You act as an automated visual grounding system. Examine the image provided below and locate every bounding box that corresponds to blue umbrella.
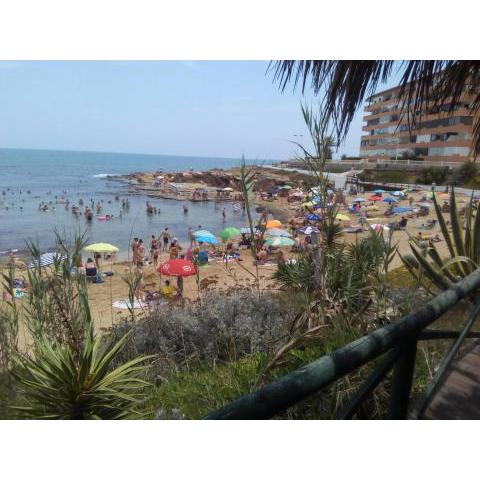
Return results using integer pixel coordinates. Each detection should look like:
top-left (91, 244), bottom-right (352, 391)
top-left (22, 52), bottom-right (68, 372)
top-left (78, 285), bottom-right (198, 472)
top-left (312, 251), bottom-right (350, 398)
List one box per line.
top-left (392, 207), bottom-right (413, 214)
top-left (306, 213), bottom-right (322, 221)
top-left (374, 189), bottom-right (385, 194)
top-left (383, 197), bottom-right (397, 203)
top-left (196, 235), bottom-right (218, 245)
top-left (392, 191), bottom-right (404, 196)
top-left (193, 229), bottom-right (215, 237)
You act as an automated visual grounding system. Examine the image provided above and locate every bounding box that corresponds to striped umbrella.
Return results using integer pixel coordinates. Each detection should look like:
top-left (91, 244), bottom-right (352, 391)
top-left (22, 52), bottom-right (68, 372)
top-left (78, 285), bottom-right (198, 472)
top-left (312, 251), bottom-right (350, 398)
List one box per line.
top-left (28, 252), bottom-right (65, 269)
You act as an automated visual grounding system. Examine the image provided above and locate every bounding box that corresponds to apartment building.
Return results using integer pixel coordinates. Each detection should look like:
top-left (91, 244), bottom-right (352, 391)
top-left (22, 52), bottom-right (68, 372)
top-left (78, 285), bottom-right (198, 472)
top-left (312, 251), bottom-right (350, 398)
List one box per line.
top-left (360, 83), bottom-right (478, 164)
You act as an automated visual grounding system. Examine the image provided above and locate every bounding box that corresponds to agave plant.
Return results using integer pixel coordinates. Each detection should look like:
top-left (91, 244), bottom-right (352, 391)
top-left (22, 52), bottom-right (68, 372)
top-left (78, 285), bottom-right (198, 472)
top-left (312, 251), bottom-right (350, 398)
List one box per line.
top-left (400, 187), bottom-right (480, 292)
top-left (13, 325), bottom-right (152, 419)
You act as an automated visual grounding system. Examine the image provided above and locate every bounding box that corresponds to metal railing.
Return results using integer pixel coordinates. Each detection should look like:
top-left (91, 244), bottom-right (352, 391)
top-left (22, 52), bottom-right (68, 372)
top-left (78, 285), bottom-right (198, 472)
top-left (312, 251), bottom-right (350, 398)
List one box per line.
top-left (275, 159), bottom-right (464, 169)
top-left (205, 270), bottom-right (480, 420)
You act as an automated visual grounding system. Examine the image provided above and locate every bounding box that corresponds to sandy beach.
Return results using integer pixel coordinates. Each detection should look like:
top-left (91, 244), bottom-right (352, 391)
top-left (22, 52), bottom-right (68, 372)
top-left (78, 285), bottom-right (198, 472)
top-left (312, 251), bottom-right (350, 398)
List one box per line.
top-left (1, 164), bottom-right (463, 339)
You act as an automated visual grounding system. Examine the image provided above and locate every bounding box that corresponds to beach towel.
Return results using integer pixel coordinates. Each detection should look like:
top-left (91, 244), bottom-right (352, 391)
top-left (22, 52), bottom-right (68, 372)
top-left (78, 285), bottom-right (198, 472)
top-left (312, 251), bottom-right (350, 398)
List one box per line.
top-left (112, 299), bottom-right (147, 310)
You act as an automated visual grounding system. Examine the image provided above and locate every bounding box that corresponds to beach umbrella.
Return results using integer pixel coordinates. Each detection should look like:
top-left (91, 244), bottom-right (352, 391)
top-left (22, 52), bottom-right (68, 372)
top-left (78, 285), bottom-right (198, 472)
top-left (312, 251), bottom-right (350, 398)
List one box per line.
top-left (266, 228), bottom-right (292, 237)
top-left (158, 258), bottom-right (196, 277)
top-left (301, 201), bottom-right (314, 207)
top-left (219, 227), bottom-right (241, 241)
top-left (383, 197), bottom-right (397, 203)
top-left (353, 197), bottom-right (367, 202)
top-left (298, 226), bottom-right (319, 235)
top-left (266, 220), bottom-right (282, 229)
top-left (193, 229), bottom-right (215, 237)
top-left (240, 227), bottom-right (259, 234)
top-left (392, 207), bottom-right (413, 214)
top-left (368, 195), bottom-right (383, 201)
top-left (196, 234), bottom-right (218, 245)
top-left (336, 213), bottom-right (351, 221)
top-left (392, 191), bottom-right (404, 196)
top-left (265, 237), bottom-right (295, 247)
top-left (27, 252), bottom-right (65, 269)
top-left (306, 213), bottom-right (322, 221)
top-left (374, 189), bottom-right (385, 194)
top-left (84, 243), bottom-right (119, 254)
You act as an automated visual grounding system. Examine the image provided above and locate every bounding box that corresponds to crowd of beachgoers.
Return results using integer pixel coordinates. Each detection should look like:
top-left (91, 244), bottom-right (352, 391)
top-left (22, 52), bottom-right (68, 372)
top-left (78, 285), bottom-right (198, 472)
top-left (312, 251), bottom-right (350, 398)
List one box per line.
top-left (1, 170), bottom-right (473, 330)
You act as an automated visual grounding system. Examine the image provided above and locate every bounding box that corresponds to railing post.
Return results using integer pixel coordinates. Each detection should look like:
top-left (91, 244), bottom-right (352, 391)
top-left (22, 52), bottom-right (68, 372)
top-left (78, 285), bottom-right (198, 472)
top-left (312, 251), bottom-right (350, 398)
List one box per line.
top-left (388, 336), bottom-right (417, 419)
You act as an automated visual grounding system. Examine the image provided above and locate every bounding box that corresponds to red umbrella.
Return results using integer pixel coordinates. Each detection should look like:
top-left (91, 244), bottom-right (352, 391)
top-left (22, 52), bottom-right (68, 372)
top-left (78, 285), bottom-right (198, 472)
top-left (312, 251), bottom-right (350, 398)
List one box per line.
top-left (157, 259), bottom-right (196, 277)
top-left (368, 195), bottom-right (383, 201)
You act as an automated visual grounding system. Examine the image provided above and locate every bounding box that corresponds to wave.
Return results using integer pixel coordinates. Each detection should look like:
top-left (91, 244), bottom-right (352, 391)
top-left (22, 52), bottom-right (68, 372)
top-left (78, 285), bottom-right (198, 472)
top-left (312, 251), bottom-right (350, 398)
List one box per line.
top-left (92, 173), bottom-right (117, 178)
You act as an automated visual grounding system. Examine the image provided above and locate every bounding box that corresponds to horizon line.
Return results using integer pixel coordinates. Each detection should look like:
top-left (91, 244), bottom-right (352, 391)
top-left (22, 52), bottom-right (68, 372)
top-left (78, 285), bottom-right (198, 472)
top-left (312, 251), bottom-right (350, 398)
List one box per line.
top-left (0, 146), bottom-right (282, 162)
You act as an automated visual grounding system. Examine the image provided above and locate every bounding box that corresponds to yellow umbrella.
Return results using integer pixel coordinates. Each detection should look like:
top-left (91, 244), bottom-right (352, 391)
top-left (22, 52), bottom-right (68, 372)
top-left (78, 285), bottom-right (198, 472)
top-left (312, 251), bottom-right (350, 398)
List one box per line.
top-left (301, 201), bottom-right (314, 207)
top-left (336, 213), bottom-right (351, 221)
top-left (84, 243), bottom-right (119, 254)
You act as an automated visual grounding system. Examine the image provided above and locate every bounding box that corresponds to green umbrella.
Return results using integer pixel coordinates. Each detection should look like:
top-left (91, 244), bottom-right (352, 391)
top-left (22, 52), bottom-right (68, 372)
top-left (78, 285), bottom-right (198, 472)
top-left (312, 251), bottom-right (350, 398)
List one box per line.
top-left (265, 236), bottom-right (295, 247)
top-left (219, 226), bottom-right (241, 241)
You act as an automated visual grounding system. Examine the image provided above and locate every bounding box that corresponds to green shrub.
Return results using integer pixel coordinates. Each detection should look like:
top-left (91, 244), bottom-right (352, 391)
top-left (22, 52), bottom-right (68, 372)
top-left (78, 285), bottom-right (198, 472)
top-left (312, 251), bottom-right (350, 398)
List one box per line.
top-left (358, 170), bottom-right (412, 183)
top-left (111, 289), bottom-right (294, 378)
top-left (416, 166), bottom-right (450, 185)
top-left (452, 161), bottom-right (479, 185)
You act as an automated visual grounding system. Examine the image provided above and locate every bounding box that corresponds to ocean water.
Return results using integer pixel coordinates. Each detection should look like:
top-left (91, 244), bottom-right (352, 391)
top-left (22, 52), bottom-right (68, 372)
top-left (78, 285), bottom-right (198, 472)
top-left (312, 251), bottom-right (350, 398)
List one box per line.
top-left (0, 148), bottom-right (262, 257)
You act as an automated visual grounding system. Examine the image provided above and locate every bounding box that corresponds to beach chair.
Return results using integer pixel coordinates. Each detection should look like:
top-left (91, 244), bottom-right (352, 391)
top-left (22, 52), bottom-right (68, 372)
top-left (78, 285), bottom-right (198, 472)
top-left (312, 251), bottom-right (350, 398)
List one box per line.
top-left (85, 266), bottom-right (103, 283)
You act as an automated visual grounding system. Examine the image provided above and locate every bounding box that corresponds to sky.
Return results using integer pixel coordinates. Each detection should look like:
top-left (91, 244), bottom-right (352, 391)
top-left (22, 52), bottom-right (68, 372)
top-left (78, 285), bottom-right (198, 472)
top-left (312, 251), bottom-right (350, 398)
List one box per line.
top-left (0, 61), bottom-right (401, 161)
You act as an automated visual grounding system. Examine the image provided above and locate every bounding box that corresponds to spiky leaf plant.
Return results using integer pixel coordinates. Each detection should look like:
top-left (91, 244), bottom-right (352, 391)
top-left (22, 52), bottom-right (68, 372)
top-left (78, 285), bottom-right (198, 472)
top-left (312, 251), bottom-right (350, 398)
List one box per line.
top-left (401, 187), bottom-right (480, 293)
top-left (13, 324), bottom-right (152, 419)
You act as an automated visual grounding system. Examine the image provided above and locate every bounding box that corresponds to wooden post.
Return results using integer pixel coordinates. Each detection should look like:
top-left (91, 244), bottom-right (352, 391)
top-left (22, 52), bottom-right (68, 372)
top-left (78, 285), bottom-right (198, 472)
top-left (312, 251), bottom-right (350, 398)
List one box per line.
top-left (388, 337), bottom-right (417, 419)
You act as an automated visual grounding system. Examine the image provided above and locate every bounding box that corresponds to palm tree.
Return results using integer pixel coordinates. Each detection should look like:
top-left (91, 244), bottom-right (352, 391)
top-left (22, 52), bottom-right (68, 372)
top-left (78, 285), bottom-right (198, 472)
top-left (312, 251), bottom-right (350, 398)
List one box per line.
top-left (270, 61), bottom-right (480, 157)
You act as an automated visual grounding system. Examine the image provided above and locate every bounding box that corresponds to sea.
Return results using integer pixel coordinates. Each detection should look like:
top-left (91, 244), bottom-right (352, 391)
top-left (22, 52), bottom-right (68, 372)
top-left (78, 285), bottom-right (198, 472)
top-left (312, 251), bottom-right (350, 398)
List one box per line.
top-left (0, 148), bottom-right (268, 259)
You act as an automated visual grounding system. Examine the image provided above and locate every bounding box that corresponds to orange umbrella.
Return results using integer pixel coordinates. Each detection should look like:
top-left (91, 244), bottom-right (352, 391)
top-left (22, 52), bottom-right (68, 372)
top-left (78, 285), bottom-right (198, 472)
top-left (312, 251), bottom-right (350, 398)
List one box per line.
top-left (266, 220), bottom-right (282, 229)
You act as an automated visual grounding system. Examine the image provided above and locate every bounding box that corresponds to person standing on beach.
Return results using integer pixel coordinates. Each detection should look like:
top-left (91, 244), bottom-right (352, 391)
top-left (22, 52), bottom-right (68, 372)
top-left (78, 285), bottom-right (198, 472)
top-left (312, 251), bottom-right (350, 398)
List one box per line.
top-left (188, 227), bottom-right (194, 247)
top-left (161, 227), bottom-right (171, 252)
top-left (137, 239), bottom-right (146, 263)
top-left (222, 208), bottom-right (226, 222)
top-left (150, 235), bottom-right (159, 264)
top-left (134, 261), bottom-right (145, 302)
top-left (131, 238), bottom-right (139, 264)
